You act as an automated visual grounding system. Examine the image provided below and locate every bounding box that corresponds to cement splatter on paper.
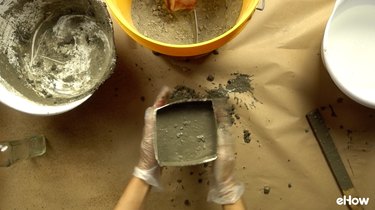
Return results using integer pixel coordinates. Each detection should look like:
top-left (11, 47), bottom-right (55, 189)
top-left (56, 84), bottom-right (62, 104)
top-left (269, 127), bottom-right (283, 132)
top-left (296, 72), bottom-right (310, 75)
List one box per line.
top-left (243, 130), bottom-right (251, 143)
top-left (169, 85), bottom-right (202, 102)
top-left (170, 73), bottom-right (255, 100)
top-left (226, 73), bottom-right (254, 93)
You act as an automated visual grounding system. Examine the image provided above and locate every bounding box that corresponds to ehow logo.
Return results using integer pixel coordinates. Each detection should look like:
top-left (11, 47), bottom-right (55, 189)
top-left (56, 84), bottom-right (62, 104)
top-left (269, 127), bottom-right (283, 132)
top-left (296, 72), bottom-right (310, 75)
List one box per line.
top-left (336, 195), bottom-right (369, 206)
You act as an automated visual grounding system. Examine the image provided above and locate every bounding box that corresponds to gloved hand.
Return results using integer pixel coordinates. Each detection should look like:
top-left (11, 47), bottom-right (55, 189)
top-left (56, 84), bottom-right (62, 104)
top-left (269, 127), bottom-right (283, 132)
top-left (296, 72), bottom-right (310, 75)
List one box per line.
top-left (133, 87), bottom-right (170, 189)
top-left (164, 0), bottom-right (197, 11)
top-left (208, 100), bottom-right (245, 205)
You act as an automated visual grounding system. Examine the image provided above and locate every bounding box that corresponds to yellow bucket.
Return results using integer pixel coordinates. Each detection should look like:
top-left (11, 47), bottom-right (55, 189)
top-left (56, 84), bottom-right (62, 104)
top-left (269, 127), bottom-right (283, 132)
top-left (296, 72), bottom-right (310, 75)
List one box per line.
top-left (106, 0), bottom-right (260, 57)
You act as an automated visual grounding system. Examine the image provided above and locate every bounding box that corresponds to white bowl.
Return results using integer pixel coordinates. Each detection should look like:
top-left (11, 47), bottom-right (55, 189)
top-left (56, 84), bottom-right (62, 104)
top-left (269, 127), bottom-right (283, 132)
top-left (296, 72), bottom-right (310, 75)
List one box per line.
top-left (0, 79), bottom-right (91, 115)
top-left (322, 0), bottom-right (375, 108)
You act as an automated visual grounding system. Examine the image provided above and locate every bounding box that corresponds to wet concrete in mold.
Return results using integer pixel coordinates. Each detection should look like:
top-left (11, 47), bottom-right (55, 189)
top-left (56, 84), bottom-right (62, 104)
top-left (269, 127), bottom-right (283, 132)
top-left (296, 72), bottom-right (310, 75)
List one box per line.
top-left (156, 100), bottom-right (217, 166)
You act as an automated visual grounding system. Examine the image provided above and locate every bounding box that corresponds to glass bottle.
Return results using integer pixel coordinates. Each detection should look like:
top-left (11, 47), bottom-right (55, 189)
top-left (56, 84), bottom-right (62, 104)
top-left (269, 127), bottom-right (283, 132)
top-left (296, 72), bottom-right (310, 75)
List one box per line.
top-left (0, 135), bottom-right (46, 167)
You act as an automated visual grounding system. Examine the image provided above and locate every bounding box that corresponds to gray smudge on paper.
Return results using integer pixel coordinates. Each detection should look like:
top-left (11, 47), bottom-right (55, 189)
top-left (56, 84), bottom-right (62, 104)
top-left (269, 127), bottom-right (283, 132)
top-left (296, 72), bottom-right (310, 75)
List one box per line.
top-left (207, 73), bottom-right (254, 98)
top-left (169, 74), bottom-right (254, 101)
top-left (226, 73), bottom-right (253, 93)
top-left (169, 85), bottom-right (202, 102)
top-left (205, 84), bottom-right (229, 99)
top-left (243, 130), bottom-right (251, 143)
top-left (169, 73), bottom-right (256, 126)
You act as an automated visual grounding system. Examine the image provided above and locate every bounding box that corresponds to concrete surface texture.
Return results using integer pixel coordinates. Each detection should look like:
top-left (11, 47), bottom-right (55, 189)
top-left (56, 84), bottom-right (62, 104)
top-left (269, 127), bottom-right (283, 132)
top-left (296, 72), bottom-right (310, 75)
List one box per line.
top-left (0, 0), bottom-right (374, 209)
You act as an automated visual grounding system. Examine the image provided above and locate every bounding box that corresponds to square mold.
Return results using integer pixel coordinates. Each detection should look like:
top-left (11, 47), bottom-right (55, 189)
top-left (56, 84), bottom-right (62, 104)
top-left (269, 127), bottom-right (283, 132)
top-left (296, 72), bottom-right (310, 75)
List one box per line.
top-left (154, 100), bottom-right (218, 166)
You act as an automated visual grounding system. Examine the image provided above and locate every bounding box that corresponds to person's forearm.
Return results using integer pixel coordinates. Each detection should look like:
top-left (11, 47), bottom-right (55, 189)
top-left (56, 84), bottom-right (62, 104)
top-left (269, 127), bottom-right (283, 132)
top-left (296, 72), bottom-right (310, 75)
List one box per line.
top-left (114, 176), bottom-right (151, 210)
top-left (222, 199), bottom-right (246, 210)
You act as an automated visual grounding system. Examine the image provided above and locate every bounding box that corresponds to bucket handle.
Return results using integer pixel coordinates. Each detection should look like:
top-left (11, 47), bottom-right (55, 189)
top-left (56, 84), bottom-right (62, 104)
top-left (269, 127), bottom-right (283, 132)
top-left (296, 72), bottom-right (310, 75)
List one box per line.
top-left (256, 0), bottom-right (265, 11)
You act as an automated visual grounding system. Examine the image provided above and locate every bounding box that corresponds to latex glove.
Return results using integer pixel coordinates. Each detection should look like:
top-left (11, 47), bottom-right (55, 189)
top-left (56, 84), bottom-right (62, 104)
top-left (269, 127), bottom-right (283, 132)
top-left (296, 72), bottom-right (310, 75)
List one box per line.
top-left (207, 100), bottom-right (245, 205)
top-left (133, 87), bottom-right (170, 189)
top-left (164, 0), bottom-right (197, 11)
